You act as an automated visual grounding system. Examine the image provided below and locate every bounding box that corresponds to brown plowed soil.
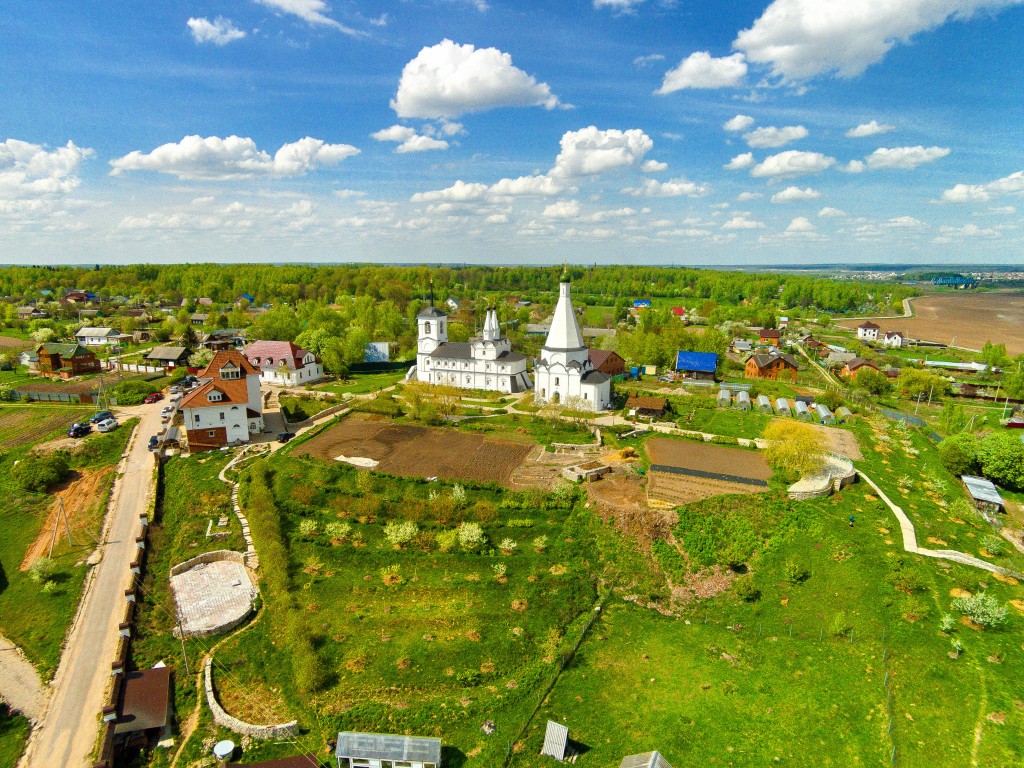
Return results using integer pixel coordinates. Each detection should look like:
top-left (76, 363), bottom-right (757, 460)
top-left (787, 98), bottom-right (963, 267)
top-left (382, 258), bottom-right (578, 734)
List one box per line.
top-left (0, 335), bottom-right (29, 349)
top-left (19, 467), bottom-right (113, 570)
top-left (646, 437), bottom-right (771, 480)
top-left (296, 415), bottom-right (534, 485)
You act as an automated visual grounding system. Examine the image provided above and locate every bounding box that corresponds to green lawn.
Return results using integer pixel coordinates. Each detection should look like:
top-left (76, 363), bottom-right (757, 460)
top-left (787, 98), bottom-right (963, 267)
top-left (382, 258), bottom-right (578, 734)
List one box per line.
top-left (0, 420), bottom-right (135, 676)
top-left (0, 706), bottom-right (29, 768)
top-left (312, 369), bottom-right (408, 395)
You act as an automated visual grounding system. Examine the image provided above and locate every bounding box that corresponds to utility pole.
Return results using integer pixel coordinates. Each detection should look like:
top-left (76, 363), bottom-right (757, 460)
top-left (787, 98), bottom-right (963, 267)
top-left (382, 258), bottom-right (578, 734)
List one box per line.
top-left (176, 613), bottom-right (191, 675)
top-left (927, 382), bottom-right (935, 407)
top-left (48, 497), bottom-right (73, 557)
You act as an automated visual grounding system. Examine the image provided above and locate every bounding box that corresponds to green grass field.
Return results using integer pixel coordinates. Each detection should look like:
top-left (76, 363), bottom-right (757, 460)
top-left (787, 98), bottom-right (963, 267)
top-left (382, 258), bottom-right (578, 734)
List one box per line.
top-left (0, 706), bottom-right (29, 768)
top-left (0, 418), bottom-right (135, 676)
top-left (312, 370), bottom-right (408, 395)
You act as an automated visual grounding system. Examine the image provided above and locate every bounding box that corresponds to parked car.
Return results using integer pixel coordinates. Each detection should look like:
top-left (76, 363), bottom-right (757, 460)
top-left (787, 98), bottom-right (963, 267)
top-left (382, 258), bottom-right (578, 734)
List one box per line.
top-left (182, 375), bottom-right (199, 387)
top-left (160, 405), bottom-right (174, 416)
top-left (89, 410), bottom-right (114, 424)
top-left (96, 418), bottom-right (118, 433)
top-left (67, 423), bottom-right (91, 438)
top-left (277, 431), bottom-right (296, 443)
top-left (148, 435), bottom-right (160, 451)
top-left (168, 384), bottom-right (182, 394)
top-left (143, 393), bottom-right (164, 404)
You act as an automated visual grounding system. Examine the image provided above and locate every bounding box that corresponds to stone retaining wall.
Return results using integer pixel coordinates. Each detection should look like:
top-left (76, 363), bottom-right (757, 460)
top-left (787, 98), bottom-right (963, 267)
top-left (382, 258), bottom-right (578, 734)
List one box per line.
top-left (204, 659), bottom-right (297, 740)
top-left (788, 453), bottom-right (856, 500)
top-left (169, 549), bottom-right (246, 577)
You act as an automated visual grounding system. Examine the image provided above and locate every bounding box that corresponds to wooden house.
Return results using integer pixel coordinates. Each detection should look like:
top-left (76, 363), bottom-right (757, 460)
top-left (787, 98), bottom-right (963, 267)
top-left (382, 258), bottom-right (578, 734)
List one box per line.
top-left (625, 395), bottom-right (668, 419)
top-left (745, 352), bottom-right (798, 382)
top-left (589, 348), bottom-right (626, 376)
top-left (841, 357), bottom-right (880, 378)
top-left (36, 343), bottom-right (100, 378)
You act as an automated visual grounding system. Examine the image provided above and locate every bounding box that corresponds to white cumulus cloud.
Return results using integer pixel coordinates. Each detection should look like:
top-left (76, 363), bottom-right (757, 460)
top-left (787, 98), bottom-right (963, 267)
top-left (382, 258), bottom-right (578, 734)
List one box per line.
top-left (550, 127), bottom-right (653, 178)
top-left (724, 152), bottom-right (755, 171)
top-left (391, 39), bottom-right (560, 119)
top-left (722, 214), bottom-right (764, 230)
top-left (724, 114), bottom-right (755, 132)
top-left (641, 159), bottom-right (668, 173)
top-left (542, 200), bottom-right (582, 219)
top-left (846, 120), bottom-right (895, 138)
top-left (0, 139), bottom-right (93, 196)
top-left (785, 216), bottom-right (816, 232)
top-left (254, 0), bottom-right (362, 35)
top-left (621, 178), bottom-right (710, 198)
top-left (818, 206), bottom-right (846, 217)
top-left (736, 191), bottom-right (763, 201)
top-left (743, 125), bottom-right (808, 149)
top-left (109, 135), bottom-right (359, 179)
top-left (371, 125), bottom-right (448, 153)
top-left (734, 0), bottom-right (1023, 81)
top-left (656, 52), bottom-right (747, 93)
top-left (771, 186), bottom-right (820, 202)
top-left (751, 150), bottom-right (836, 178)
top-left (865, 145), bottom-right (950, 170)
top-left (942, 170), bottom-right (1024, 202)
top-left (187, 17), bottom-right (246, 45)
top-left (842, 160), bottom-right (866, 173)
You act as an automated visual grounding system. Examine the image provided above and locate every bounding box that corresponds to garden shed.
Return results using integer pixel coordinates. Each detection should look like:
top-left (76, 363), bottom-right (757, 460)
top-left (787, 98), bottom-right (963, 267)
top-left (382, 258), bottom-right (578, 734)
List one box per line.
top-left (814, 404), bottom-right (835, 424)
top-left (735, 390), bottom-right (751, 411)
top-left (961, 475), bottom-right (1005, 514)
top-left (335, 731), bottom-right (441, 768)
top-left (793, 400), bottom-right (810, 419)
top-left (775, 398), bottom-right (792, 416)
top-left (717, 389), bottom-right (732, 408)
top-left (756, 394), bottom-right (773, 413)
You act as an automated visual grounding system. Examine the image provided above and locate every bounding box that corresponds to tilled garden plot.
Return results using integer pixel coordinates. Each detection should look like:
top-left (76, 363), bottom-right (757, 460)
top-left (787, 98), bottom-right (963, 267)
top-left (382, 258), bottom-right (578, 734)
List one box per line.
top-left (296, 415), bottom-right (534, 485)
top-left (646, 437), bottom-right (772, 505)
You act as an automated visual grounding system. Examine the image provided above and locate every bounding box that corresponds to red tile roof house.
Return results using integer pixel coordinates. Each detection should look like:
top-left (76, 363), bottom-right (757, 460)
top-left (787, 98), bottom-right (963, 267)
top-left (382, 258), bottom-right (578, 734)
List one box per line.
top-left (180, 350), bottom-right (264, 452)
top-left (758, 328), bottom-right (781, 343)
top-left (842, 357), bottom-right (881, 378)
top-left (243, 340), bottom-right (324, 386)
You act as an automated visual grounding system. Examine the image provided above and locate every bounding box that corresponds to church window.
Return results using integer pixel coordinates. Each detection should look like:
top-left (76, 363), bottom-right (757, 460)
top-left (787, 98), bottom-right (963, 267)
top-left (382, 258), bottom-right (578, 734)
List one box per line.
top-left (555, 377), bottom-right (560, 386)
top-left (424, 321), bottom-right (431, 334)
top-left (440, 321), bottom-right (445, 333)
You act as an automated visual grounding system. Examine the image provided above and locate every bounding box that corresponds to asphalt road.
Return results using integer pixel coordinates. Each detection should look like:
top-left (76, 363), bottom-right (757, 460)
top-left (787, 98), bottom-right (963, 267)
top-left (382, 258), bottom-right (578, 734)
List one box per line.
top-left (21, 403), bottom-right (162, 768)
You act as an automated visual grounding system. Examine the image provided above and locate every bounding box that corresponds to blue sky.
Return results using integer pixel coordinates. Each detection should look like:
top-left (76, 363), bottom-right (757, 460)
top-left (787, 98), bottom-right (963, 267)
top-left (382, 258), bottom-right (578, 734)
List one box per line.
top-left (2, 0), bottom-right (1023, 265)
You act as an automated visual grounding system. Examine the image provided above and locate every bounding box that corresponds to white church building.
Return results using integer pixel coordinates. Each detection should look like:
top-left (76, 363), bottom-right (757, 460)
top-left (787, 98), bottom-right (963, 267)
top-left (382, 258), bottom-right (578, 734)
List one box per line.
top-left (534, 275), bottom-right (612, 410)
top-left (414, 305), bottom-right (532, 394)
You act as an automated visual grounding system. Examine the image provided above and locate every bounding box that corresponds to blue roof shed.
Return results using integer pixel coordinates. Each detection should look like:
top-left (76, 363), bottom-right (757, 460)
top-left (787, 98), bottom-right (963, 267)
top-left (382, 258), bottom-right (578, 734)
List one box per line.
top-left (675, 351), bottom-right (718, 373)
top-left (633, 299), bottom-right (652, 308)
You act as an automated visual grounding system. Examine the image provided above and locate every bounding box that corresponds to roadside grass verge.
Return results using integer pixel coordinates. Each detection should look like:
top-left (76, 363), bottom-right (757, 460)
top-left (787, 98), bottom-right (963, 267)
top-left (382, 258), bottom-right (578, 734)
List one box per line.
top-left (312, 370), bottom-right (407, 396)
top-left (0, 705), bottom-right (29, 768)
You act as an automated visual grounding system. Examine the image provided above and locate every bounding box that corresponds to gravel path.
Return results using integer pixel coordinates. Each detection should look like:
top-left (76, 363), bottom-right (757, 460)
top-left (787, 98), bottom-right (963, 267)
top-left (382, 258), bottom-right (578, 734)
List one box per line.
top-left (0, 634), bottom-right (45, 721)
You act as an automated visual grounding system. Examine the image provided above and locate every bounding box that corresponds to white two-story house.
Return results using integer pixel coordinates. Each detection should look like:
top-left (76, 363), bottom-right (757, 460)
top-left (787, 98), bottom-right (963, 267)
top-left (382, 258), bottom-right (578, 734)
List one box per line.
top-left (180, 350), bottom-right (263, 452)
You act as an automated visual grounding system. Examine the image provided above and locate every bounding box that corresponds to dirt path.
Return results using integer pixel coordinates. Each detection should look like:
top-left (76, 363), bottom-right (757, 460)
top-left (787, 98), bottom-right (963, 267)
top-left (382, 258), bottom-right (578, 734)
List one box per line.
top-left (21, 403), bottom-right (163, 768)
top-left (0, 635), bottom-right (45, 721)
top-left (18, 468), bottom-right (113, 571)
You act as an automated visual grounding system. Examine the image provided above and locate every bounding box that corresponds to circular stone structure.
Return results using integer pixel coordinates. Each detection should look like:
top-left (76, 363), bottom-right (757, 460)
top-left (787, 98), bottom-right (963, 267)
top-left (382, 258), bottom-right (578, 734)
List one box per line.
top-left (170, 551), bottom-right (258, 638)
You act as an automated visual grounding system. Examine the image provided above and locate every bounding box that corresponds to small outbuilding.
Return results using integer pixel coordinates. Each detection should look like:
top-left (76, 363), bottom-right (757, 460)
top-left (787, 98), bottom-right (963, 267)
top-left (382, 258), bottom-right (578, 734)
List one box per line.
top-left (735, 390), bottom-right (751, 411)
top-left (620, 752), bottom-right (675, 768)
top-left (625, 395), bottom-right (668, 419)
top-left (717, 389), bottom-right (732, 408)
top-left (335, 732), bottom-right (441, 768)
top-left (756, 394), bottom-right (773, 413)
top-left (541, 721), bottom-right (571, 762)
top-left (961, 475), bottom-right (1005, 514)
top-left (145, 345), bottom-right (191, 368)
top-left (228, 756), bottom-right (318, 768)
top-left (674, 351), bottom-right (718, 381)
top-left (112, 666), bottom-right (172, 748)
top-left (794, 400), bottom-right (811, 419)
top-left (835, 406), bottom-right (854, 423)
top-left (814, 403), bottom-right (835, 424)
top-left (775, 398), bottom-right (792, 417)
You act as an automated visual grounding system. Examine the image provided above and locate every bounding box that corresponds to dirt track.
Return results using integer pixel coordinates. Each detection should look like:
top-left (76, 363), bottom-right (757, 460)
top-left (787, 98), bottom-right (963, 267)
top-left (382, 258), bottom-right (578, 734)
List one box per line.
top-left (296, 415), bottom-right (534, 485)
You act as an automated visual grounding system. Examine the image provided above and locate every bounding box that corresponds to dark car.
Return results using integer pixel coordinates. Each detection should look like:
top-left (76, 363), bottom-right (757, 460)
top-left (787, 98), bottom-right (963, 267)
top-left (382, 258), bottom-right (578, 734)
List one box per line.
top-left (182, 375), bottom-right (199, 386)
top-left (143, 393), bottom-right (164, 404)
top-left (67, 423), bottom-right (92, 438)
top-left (277, 431), bottom-right (296, 443)
top-left (148, 435), bottom-right (160, 451)
top-left (89, 410), bottom-right (114, 424)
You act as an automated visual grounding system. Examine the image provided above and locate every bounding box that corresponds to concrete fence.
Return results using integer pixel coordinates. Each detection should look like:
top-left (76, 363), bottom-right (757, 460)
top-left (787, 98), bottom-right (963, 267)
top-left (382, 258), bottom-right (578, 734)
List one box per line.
top-left (204, 659), bottom-right (298, 740)
top-left (105, 362), bottom-right (165, 374)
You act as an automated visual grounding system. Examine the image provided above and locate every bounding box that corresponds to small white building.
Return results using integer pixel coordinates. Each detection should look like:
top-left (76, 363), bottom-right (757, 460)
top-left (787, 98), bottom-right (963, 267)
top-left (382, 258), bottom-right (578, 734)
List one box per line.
top-left (76, 327), bottom-right (119, 346)
top-left (180, 350), bottom-right (264, 451)
top-left (883, 331), bottom-right (905, 348)
top-left (415, 305), bottom-right (532, 394)
top-left (243, 340), bottom-right (324, 386)
top-left (335, 732), bottom-right (441, 768)
top-left (533, 274), bottom-right (611, 410)
top-left (856, 321), bottom-right (880, 341)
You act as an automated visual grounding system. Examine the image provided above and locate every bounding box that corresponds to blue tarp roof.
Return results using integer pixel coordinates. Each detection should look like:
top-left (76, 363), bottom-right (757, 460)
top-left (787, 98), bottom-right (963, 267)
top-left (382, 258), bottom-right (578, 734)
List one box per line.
top-left (675, 351), bottom-right (718, 372)
top-left (633, 299), bottom-right (652, 307)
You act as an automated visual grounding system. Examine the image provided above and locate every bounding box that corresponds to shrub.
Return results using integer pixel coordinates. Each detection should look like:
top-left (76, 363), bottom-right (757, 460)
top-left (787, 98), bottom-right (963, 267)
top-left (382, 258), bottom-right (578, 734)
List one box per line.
top-left (456, 670), bottom-right (482, 686)
top-left (887, 560), bottom-right (928, 594)
top-left (499, 538), bottom-right (518, 554)
top-left (13, 451), bottom-right (71, 492)
top-left (977, 432), bottom-right (1024, 491)
top-left (29, 557), bottom-right (60, 584)
top-left (380, 564), bottom-right (403, 586)
top-left (507, 518), bottom-right (535, 528)
top-left (452, 483), bottom-right (467, 508)
top-left (951, 592), bottom-right (1008, 628)
top-left (298, 519), bottom-right (319, 538)
top-left (436, 529), bottom-right (459, 552)
top-left (981, 535), bottom-right (1006, 556)
top-left (110, 378), bottom-right (160, 406)
top-left (829, 611), bottom-right (852, 637)
top-left (938, 434), bottom-right (979, 476)
top-left (492, 563), bottom-right (507, 580)
top-left (785, 558), bottom-right (810, 585)
top-left (457, 522), bottom-right (487, 552)
top-left (733, 576), bottom-right (760, 602)
top-left (383, 520), bottom-right (419, 549)
top-left (950, 637), bottom-right (964, 657)
top-left (532, 535), bottom-right (549, 552)
top-left (940, 614), bottom-right (956, 632)
top-left (325, 521), bottom-right (351, 541)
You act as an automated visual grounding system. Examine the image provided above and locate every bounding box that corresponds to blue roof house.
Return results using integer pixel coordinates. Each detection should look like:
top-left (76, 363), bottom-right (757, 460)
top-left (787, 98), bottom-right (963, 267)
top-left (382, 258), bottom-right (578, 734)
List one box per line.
top-left (674, 351), bottom-right (718, 381)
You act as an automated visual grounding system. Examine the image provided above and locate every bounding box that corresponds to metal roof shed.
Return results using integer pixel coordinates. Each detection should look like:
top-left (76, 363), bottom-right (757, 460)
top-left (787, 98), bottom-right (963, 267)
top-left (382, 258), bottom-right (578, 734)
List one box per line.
top-left (735, 390), bottom-right (751, 411)
top-left (756, 394), bottom-right (773, 413)
top-left (717, 389), bottom-right (732, 408)
top-left (335, 732), bottom-right (442, 768)
top-left (814, 404), bottom-right (835, 424)
top-left (541, 721), bottom-right (570, 762)
top-left (793, 400), bottom-right (811, 419)
top-left (775, 398), bottom-right (792, 416)
top-left (961, 475), bottom-right (1005, 511)
top-left (620, 752), bottom-right (675, 768)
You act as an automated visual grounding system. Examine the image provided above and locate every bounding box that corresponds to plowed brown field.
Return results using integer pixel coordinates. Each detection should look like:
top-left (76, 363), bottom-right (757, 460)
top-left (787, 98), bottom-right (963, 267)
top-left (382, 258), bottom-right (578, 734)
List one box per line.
top-left (646, 437), bottom-right (771, 480)
top-left (296, 415), bottom-right (534, 485)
